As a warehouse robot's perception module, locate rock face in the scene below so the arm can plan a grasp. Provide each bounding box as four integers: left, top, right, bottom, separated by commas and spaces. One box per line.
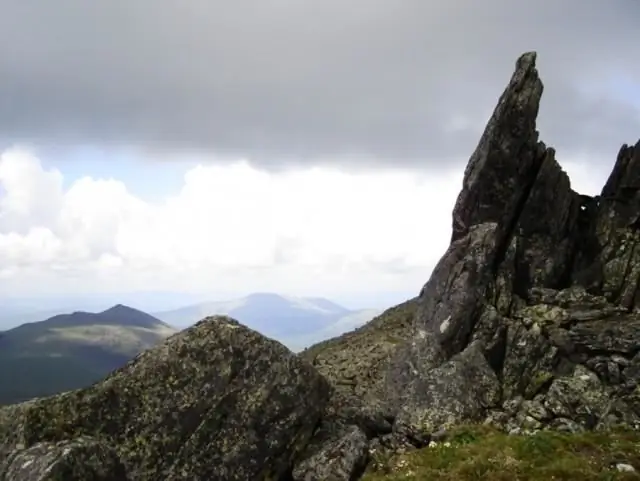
296, 51, 640, 477
381, 51, 640, 442
0, 316, 330, 481
291, 301, 416, 480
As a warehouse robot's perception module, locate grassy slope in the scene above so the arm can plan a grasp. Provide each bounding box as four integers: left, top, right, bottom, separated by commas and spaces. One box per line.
364, 425, 640, 481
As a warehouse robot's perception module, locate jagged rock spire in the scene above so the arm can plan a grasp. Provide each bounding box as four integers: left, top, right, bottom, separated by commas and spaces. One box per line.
452, 51, 544, 242
387, 51, 640, 443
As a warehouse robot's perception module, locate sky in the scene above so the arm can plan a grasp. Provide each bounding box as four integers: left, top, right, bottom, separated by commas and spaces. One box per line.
0, 1, 639, 310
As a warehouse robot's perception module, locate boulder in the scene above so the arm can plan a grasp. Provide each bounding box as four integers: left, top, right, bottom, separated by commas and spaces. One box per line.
0, 316, 331, 481
3, 50, 640, 481
292, 425, 369, 481
378, 51, 640, 444
0, 436, 127, 481
393, 342, 500, 445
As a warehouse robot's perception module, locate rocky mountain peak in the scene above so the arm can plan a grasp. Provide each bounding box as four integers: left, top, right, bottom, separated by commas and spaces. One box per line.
381, 51, 640, 448
452, 51, 544, 244
0, 51, 639, 480
298, 51, 640, 477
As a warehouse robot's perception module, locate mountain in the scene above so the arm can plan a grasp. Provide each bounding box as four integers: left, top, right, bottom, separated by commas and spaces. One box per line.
0, 290, 209, 330
154, 292, 380, 350
3, 51, 640, 480
0, 304, 177, 405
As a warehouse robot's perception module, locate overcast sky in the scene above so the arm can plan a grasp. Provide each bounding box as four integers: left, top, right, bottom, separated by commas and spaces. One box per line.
0, 1, 638, 309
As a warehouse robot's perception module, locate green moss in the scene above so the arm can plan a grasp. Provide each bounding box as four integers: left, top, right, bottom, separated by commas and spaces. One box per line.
363, 425, 640, 481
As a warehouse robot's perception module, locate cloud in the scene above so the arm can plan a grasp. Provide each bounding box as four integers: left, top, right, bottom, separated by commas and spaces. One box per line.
0, 146, 612, 300
0, 148, 464, 298
1, 1, 638, 169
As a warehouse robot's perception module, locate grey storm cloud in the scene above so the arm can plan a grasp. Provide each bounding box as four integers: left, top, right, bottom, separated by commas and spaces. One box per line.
0, 0, 639, 169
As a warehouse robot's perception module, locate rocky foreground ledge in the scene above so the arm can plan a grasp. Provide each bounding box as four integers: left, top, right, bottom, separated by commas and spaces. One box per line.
1, 52, 640, 480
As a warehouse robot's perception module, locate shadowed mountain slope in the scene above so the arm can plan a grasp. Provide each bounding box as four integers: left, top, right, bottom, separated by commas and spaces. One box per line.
0, 305, 176, 405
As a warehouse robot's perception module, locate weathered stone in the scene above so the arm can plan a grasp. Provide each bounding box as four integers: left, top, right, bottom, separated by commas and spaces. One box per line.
0, 316, 330, 481
575, 141, 640, 309
292, 51, 640, 477
565, 316, 640, 356
622, 353, 640, 387
0, 436, 128, 481
616, 463, 636, 473
585, 356, 622, 384
301, 299, 416, 424
386, 223, 502, 410
522, 397, 551, 421
483, 409, 511, 429
385, 52, 585, 428
468, 305, 509, 372
548, 417, 584, 433
501, 320, 558, 400
377, 51, 640, 450
292, 425, 368, 481
544, 365, 611, 429
393, 342, 500, 444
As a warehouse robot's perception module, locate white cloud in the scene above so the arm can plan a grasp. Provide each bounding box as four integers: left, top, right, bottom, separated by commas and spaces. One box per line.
0, 148, 465, 299
0, 149, 64, 233
0, 148, 612, 301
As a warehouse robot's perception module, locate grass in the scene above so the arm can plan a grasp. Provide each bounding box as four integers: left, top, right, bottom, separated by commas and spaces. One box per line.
363, 425, 640, 481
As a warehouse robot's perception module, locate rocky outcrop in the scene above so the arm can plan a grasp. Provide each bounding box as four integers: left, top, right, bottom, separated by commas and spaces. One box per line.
291, 300, 416, 479
0, 316, 330, 481
301, 299, 417, 402
299, 299, 416, 434
377, 52, 640, 444
298, 51, 640, 476
1, 51, 638, 480
292, 425, 368, 481
575, 142, 640, 308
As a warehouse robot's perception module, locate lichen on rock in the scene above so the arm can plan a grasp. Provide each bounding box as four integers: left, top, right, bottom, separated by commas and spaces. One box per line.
0, 316, 331, 481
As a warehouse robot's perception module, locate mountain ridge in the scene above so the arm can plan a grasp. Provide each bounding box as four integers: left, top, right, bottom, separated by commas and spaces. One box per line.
0, 304, 176, 405
9, 303, 174, 332
1, 51, 640, 480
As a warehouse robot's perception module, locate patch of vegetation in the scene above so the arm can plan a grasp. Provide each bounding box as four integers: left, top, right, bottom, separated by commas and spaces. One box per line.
364, 425, 640, 481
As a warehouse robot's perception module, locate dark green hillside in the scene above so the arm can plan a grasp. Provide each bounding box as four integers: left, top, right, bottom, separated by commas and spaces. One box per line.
0, 304, 176, 405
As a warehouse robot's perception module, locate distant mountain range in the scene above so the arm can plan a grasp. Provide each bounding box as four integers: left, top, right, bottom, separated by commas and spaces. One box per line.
0, 305, 176, 405
0, 290, 212, 330
0, 293, 381, 405
153, 292, 382, 351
